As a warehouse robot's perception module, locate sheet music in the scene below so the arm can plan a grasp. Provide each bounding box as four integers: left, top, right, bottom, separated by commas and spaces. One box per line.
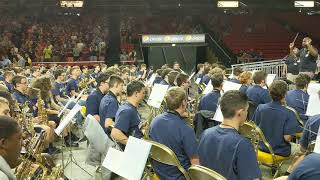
195, 78, 201, 84
102, 137, 152, 180
313, 126, 320, 154
307, 82, 320, 95
266, 74, 276, 87
58, 96, 75, 117
213, 105, 223, 122
223, 80, 242, 92
203, 80, 213, 95
55, 104, 81, 136
147, 73, 156, 86
306, 83, 320, 116
147, 84, 169, 108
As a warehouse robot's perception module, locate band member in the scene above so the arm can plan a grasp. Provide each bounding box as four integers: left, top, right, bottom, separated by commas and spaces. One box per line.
175, 73, 191, 91
137, 64, 148, 80
0, 116, 22, 180
167, 71, 179, 87
239, 71, 253, 94
173, 61, 183, 73
199, 73, 224, 112
198, 90, 261, 180
86, 73, 110, 121
159, 68, 173, 86
66, 66, 81, 97
290, 37, 319, 78
52, 69, 67, 104
0, 97, 10, 116
3, 71, 14, 93
111, 81, 146, 144
149, 87, 199, 179
253, 80, 301, 157
284, 47, 300, 83
285, 74, 311, 124
246, 70, 272, 106
99, 75, 124, 129
195, 64, 205, 80
229, 67, 242, 84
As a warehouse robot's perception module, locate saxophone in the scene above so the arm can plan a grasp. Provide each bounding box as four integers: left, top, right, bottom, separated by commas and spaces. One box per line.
36, 97, 48, 125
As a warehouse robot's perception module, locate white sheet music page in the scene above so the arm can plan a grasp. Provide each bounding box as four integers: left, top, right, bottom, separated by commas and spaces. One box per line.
55, 103, 81, 136
223, 80, 242, 92
203, 80, 213, 95
313, 126, 320, 154
264, 74, 276, 89
213, 105, 223, 122
147, 73, 156, 86
306, 83, 320, 116
147, 84, 169, 108
195, 78, 201, 84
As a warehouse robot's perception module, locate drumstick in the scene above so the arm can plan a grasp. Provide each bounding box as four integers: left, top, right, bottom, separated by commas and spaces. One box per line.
293, 33, 299, 44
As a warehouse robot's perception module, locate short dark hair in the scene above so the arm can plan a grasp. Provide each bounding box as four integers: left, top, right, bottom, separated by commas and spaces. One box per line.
127, 81, 145, 97
0, 116, 20, 139
109, 75, 124, 88
295, 74, 311, 89
161, 68, 173, 79
220, 90, 248, 119
197, 64, 204, 71
210, 73, 224, 88
233, 67, 243, 76
12, 75, 26, 87
54, 69, 65, 79
167, 71, 179, 86
96, 73, 110, 87
176, 73, 189, 87
269, 80, 288, 101
3, 71, 14, 78
252, 71, 267, 84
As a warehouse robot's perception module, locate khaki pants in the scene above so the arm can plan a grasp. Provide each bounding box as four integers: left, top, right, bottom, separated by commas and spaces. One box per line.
287, 73, 298, 83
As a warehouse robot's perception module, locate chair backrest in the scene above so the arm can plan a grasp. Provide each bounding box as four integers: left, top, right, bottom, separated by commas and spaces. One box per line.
147, 140, 191, 180
239, 121, 275, 156
285, 106, 304, 126
188, 165, 226, 180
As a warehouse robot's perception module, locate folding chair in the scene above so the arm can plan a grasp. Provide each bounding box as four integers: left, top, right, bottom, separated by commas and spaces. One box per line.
188, 165, 226, 180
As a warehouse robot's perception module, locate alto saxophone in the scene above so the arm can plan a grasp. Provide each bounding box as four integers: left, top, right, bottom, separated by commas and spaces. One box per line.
36, 97, 48, 125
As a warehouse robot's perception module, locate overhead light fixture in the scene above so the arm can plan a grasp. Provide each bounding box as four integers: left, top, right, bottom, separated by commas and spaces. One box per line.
60, 1, 84, 8
217, 1, 239, 8
294, 1, 315, 7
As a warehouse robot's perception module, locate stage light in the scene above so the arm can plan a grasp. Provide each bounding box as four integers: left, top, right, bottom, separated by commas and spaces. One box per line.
294, 1, 315, 8
217, 1, 239, 8
60, 1, 84, 8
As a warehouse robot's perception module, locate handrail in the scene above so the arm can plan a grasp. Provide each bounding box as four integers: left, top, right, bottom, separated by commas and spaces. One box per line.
206, 33, 232, 62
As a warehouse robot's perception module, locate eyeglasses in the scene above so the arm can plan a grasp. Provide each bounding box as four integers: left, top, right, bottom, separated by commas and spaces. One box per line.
19, 81, 27, 85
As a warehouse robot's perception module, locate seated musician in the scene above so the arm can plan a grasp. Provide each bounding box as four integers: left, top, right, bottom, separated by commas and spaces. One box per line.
198, 73, 224, 112
149, 87, 199, 180
285, 74, 311, 124
99, 75, 124, 130
52, 69, 68, 104
159, 68, 173, 86
253, 80, 301, 157
195, 64, 205, 81
200, 65, 211, 85
176, 73, 191, 91
3, 71, 14, 93
0, 116, 22, 180
12, 75, 30, 106
0, 97, 10, 116
66, 66, 82, 97
111, 81, 146, 145
246, 70, 272, 105
85, 73, 110, 122
153, 69, 163, 85
198, 90, 261, 180
239, 71, 253, 94
229, 67, 242, 84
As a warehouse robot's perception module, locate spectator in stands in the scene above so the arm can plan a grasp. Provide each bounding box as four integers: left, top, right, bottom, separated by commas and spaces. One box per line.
290, 37, 319, 78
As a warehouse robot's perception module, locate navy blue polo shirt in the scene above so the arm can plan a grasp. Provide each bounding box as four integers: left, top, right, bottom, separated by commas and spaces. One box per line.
12, 90, 29, 104
229, 78, 240, 84
66, 78, 79, 97
153, 77, 163, 85
86, 89, 104, 116
285, 56, 300, 75
114, 102, 143, 138
198, 90, 221, 112
4, 81, 14, 93
300, 114, 320, 150
149, 112, 198, 180
239, 84, 249, 94
246, 85, 272, 105
201, 74, 210, 85
198, 126, 261, 180
288, 153, 320, 180
52, 82, 67, 98
286, 89, 309, 124
253, 101, 301, 156
99, 91, 119, 129
298, 48, 318, 73
159, 80, 169, 86
195, 73, 204, 80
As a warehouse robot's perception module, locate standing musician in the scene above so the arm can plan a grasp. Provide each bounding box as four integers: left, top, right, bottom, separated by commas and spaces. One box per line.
289, 37, 319, 78
285, 74, 311, 124
149, 87, 199, 180
111, 81, 146, 145
198, 73, 224, 112
284, 47, 300, 83
198, 90, 261, 180
246, 70, 272, 106
85, 73, 110, 121
253, 80, 301, 157
99, 75, 124, 129
0, 116, 22, 180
